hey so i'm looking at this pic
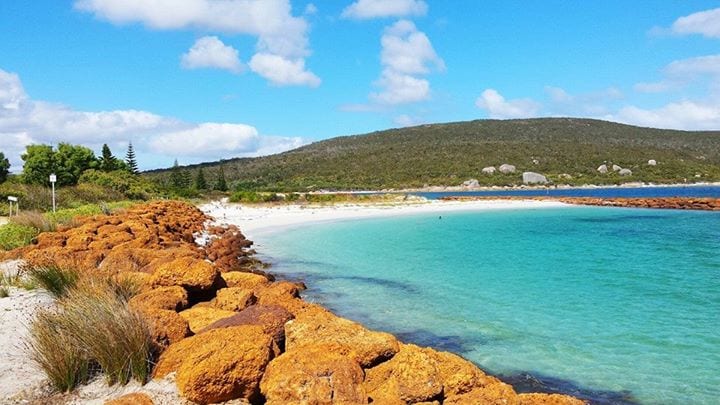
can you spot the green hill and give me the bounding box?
[145,118,720,190]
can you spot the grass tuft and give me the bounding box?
[10,211,56,233]
[0,286,8,298]
[24,264,80,298]
[27,279,155,391]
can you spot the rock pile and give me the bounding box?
[557,197,720,211]
[5,201,585,405]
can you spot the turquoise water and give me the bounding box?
[254,207,720,405]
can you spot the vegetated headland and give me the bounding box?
[145,118,720,191]
[0,200,585,404]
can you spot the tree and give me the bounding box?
[99,144,121,172]
[125,142,139,174]
[170,159,187,189]
[54,143,98,186]
[21,144,56,185]
[215,166,228,191]
[195,168,208,190]
[0,152,9,184]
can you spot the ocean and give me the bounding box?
[254,205,720,404]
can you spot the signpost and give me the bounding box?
[7,196,18,216]
[50,173,57,213]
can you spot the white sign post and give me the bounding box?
[7,196,18,216]
[49,173,57,213]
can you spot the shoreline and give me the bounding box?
[199,199,570,239]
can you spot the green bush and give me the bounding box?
[229,191,281,203]
[0,223,38,251]
[79,169,157,200]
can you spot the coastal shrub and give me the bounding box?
[0,223,38,250]
[25,264,80,298]
[27,279,154,391]
[27,308,91,391]
[229,190,281,203]
[79,169,158,200]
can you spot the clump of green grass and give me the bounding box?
[27,279,155,391]
[27,309,90,391]
[24,264,80,298]
[0,223,38,250]
[0,286,9,298]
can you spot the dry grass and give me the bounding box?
[27,278,155,391]
[0,285,8,298]
[9,211,56,233]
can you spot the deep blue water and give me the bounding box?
[414,185,720,200]
[254,206,720,405]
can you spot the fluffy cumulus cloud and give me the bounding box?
[75,0,319,86]
[0,68,303,170]
[611,101,720,131]
[475,89,540,119]
[370,20,444,105]
[635,54,720,93]
[181,36,243,73]
[249,53,320,87]
[341,0,427,20]
[671,8,720,38]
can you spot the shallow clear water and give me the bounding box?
[254,206,720,405]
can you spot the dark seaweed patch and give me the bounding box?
[499,372,639,405]
[395,329,490,353]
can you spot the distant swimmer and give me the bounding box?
[439,215,442,219]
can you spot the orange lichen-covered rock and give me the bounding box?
[100,248,167,273]
[154,326,278,404]
[33,232,67,249]
[254,281,301,306]
[200,305,294,347]
[129,286,189,311]
[149,256,219,291]
[518,393,587,405]
[260,343,366,405]
[220,271,271,290]
[134,306,192,348]
[285,309,399,367]
[211,287,256,311]
[104,392,154,405]
[364,344,443,404]
[443,381,519,405]
[433,350,499,398]
[179,306,236,333]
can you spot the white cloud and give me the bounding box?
[0,68,303,170]
[475,89,540,119]
[369,20,443,105]
[342,0,427,20]
[544,86,623,115]
[612,100,720,130]
[393,114,425,127]
[671,8,720,38]
[75,0,320,86]
[304,3,318,15]
[181,36,243,73]
[249,53,321,87]
[634,54,720,94]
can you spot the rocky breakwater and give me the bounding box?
[3,201,584,405]
[556,197,720,211]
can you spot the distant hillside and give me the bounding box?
[145,118,720,190]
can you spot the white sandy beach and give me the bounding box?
[200,198,569,239]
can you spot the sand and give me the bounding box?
[199,198,569,239]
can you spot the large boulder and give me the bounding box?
[260,343,366,405]
[179,306,236,333]
[154,326,279,404]
[522,172,548,184]
[200,305,294,348]
[499,164,516,174]
[285,310,399,367]
[134,307,192,348]
[597,164,608,174]
[149,257,219,292]
[363,344,443,403]
[482,166,497,175]
[619,168,633,176]
[648,159,657,166]
[104,393,154,405]
[211,287,256,312]
[220,271,271,290]
[612,164,622,172]
[518,393,587,405]
[129,286,188,311]
[462,179,480,188]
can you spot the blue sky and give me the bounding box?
[1,0,719,171]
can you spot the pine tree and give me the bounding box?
[99,144,119,172]
[195,168,208,190]
[215,166,228,191]
[125,142,139,174]
[170,159,185,189]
